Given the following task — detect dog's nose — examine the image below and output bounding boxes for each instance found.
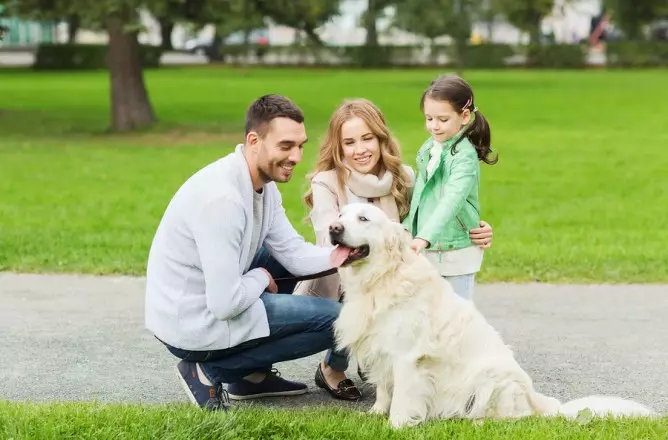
[329,222,344,238]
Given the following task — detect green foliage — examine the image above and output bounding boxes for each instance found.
[605,41,668,67]
[462,43,516,67]
[9,0,76,20]
[345,44,395,67]
[393,0,475,70]
[33,43,163,70]
[254,0,341,44]
[215,0,265,40]
[525,43,587,68]
[360,0,397,47]
[393,0,473,42]
[497,0,554,43]
[10,0,239,33]
[604,0,668,40]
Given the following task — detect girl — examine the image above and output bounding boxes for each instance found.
[296,98,494,392]
[403,74,498,301]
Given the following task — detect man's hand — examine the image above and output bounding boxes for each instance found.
[260,268,278,293]
[469,220,493,249]
[410,238,429,254]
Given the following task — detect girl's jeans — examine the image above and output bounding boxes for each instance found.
[444,274,475,301]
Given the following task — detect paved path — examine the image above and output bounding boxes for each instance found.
[1,273,666,413]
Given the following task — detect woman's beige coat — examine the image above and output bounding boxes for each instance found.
[294,166,415,300]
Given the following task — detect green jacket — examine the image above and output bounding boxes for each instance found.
[402,132,481,251]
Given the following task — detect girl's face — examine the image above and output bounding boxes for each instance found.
[340,116,382,175]
[423,97,471,143]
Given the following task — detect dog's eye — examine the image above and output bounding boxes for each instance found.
[358,216,369,222]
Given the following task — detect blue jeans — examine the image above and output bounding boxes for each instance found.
[444,274,475,301]
[163,248,349,384]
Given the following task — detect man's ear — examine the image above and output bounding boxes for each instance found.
[246,131,260,151]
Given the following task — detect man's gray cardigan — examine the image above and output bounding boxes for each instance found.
[145,144,334,351]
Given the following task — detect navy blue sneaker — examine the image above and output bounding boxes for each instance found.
[227,368,307,400]
[176,360,229,411]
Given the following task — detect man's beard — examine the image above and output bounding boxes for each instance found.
[258,160,295,184]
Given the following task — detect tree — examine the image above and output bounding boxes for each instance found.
[254,0,341,45]
[10,0,82,43]
[152,0,184,50]
[105,6,157,132]
[393,0,474,73]
[225,0,266,64]
[362,0,396,48]
[11,0,234,132]
[497,0,554,44]
[604,0,668,40]
[480,0,505,42]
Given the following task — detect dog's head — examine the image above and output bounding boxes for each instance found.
[328,203,411,269]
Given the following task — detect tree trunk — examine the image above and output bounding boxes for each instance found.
[530,13,543,44]
[67,14,80,43]
[485,0,494,42]
[158,17,174,51]
[453,0,469,76]
[241,0,251,70]
[105,12,157,132]
[304,25,324,46]
[364,0,379,48]
[529,26,541,44]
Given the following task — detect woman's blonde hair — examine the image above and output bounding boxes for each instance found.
[303,98,412,221]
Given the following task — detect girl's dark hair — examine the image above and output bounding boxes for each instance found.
[420,74,498,165]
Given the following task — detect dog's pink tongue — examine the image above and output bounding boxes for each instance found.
[330,246,351,268]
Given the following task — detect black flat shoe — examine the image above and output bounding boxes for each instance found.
[315,363,362,401]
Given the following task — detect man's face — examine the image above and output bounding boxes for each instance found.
[250,117,307,184]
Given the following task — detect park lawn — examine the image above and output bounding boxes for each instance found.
[0,67,667,282]
[1,401,666,440]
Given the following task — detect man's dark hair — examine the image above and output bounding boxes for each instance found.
[245,94,305,137]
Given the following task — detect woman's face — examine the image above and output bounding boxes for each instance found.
[340,116,381,175]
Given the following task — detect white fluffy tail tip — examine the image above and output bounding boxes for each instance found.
[557,396,660,419]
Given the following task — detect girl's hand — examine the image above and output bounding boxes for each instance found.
[410,238,429,253]
[470,220,493,249]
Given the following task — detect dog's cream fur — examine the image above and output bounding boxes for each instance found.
[331,203,658,428]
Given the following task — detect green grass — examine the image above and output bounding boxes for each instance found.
[1,67,667,282]
[1,401,666,440]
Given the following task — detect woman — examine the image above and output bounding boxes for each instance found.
[295,98,494,398]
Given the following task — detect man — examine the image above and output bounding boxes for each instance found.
[145,95,362,411]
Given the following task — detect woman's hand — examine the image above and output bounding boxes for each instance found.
[410,238,429,253]
[469,220,493,249]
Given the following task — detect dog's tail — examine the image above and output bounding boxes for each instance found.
[555,395,659,419]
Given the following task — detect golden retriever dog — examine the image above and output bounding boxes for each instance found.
[328,203,658,428]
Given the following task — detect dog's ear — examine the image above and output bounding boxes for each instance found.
[383,221,412,260]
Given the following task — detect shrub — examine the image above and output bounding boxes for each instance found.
[462,43,516,68]
[605,41,668,67]
[525,43,587,68]
[34,43,163,70]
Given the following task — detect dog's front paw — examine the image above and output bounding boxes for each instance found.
[369,402,390,416]
[389,413,420,429]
